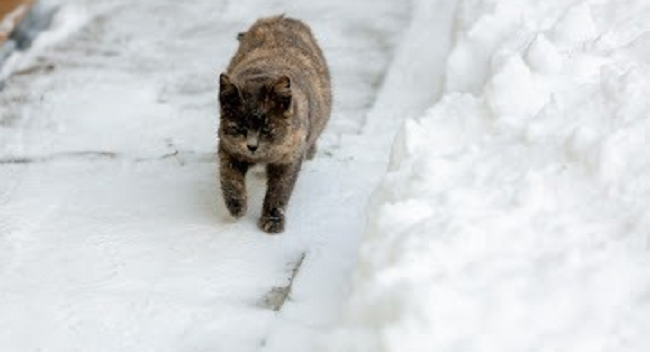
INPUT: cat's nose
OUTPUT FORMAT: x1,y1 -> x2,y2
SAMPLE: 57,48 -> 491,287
247,144 -> 258,152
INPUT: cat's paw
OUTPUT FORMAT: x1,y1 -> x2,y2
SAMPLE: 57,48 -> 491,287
225,198 -> 247,218
259,208 -> 285,234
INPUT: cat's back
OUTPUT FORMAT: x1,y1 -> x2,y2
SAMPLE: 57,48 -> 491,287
227,15 -> 331,144
228,15 -> 326,73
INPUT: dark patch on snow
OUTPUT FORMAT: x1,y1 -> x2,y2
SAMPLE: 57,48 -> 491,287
0,3 -> 57,75
11,4 -> 56,50
261,252 -> 306,312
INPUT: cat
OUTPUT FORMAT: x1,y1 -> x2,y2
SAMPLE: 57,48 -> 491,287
218,15 -> 331,234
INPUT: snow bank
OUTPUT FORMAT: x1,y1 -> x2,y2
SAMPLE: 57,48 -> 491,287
328,0 -> 650,351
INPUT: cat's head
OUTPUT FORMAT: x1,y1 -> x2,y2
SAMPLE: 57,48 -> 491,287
218,73 -> 294,160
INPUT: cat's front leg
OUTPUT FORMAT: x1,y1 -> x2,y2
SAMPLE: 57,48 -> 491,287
306,142 -> 317,160
219,148 -> 250,218
259,160 -> 303,234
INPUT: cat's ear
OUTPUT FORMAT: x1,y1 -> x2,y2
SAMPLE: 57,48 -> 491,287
219,73 -> 240,110
270,75 -> 292,112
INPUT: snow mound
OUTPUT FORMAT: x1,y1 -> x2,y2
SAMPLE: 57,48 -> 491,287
327,0 -> 650,351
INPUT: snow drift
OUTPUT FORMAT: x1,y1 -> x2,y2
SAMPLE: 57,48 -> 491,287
328,0 -> 650,351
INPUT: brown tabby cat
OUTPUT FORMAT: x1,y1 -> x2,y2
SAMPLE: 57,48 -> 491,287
218,15 -> 331,234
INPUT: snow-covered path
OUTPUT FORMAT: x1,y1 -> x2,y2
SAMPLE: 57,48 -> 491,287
0,1 -> 414,351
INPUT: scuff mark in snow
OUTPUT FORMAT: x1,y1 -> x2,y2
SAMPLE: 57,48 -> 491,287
0,150 -> 215,165
261,252 -> 306,312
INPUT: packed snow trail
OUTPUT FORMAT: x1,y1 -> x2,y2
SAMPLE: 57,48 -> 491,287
0,1 -> 412,351
261,0 -> 457,349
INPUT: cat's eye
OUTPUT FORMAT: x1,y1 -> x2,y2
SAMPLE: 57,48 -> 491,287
226,124 -> 246,136
261,126 -> 273,135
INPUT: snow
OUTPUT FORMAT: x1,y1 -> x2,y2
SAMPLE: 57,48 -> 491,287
327,0 -> 650,351
3,0 -> 650,351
